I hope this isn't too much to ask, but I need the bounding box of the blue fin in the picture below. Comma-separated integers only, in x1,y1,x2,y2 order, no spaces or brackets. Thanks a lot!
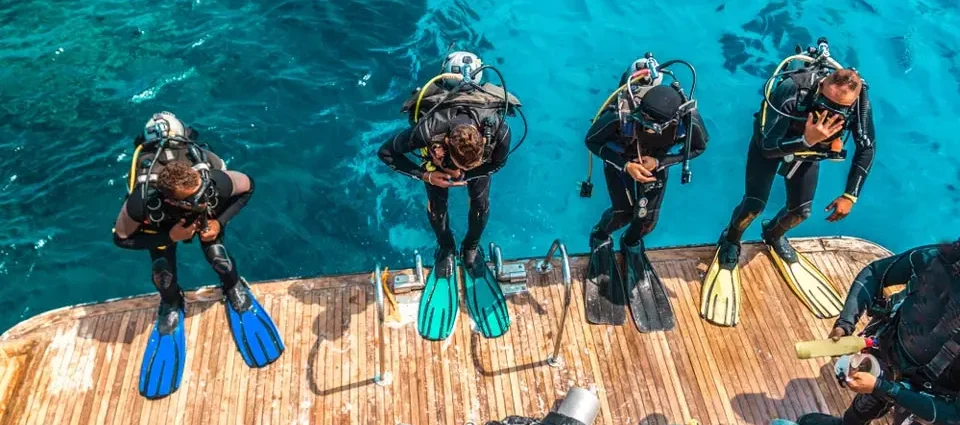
224,282,285,368
462,249,510,338
417,253,459,341
138,304,186,399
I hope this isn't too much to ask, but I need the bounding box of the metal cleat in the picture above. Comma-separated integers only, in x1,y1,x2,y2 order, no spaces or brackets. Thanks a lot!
391,251,426,293
488,242,528,296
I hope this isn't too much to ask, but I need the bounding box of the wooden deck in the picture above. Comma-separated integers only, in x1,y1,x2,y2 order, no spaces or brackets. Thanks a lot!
0,237,894,425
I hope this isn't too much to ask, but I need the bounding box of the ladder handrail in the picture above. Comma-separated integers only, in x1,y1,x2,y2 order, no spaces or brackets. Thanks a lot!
372,264,389,385
536,239,573,367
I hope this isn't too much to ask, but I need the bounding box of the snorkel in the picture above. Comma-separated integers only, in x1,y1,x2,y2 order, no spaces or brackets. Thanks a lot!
581,53,698,197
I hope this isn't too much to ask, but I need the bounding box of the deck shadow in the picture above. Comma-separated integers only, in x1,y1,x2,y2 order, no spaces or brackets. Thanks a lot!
637,412,671,425
731,378,835,425
506,287,549,315
287,279,367,344
77,296,220,344
469,331,550,377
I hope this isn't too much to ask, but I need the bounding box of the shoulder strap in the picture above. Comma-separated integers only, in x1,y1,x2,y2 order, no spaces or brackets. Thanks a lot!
918,327,960,385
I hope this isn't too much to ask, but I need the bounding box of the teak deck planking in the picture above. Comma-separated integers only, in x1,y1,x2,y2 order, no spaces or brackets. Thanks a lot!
0,237,895,425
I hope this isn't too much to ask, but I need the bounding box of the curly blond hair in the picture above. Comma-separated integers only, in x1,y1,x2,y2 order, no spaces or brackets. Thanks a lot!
157,162,200,197
446,124,484,169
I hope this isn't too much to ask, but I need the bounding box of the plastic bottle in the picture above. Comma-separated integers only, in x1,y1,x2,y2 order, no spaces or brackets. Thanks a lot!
795,336,877,359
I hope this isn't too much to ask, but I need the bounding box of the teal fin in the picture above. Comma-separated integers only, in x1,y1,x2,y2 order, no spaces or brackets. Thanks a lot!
417,250,459,341
621,238,674,332
224,280,285,368
138,301,186,399
461,248,510,338
585,234,627,325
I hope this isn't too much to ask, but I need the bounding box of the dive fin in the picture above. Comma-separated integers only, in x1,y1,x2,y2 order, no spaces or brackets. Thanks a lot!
138,301,186,399
622,238,674,332
585,234,627,325
765,236,843,319
417,250,459,341
699,234,742,327
461,248,510,338
224,280,285,368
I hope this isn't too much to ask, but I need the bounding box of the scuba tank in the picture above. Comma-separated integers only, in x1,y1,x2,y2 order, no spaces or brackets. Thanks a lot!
761,37,867,164
399,46,529,172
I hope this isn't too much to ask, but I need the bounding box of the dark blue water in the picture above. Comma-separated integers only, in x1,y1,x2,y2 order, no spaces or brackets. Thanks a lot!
2,0,959,333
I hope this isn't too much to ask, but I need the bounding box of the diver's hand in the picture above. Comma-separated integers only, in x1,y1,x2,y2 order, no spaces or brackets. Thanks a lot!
829,326,849,341
804,111,845,147
625,162,656,183
443,168,463,181
168,219,199,242
846,372,878,394
199,219,221,242
825,196,854,222
423,171,466,188
639,156,659,173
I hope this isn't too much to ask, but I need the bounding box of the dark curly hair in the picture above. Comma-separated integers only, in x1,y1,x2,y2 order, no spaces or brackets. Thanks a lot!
156,162,200,198
447,124,484,170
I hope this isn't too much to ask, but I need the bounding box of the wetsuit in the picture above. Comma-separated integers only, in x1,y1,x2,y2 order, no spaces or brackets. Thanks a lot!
584,109,708,245
113,168,255,305
820,243,960,425
723,75,876,243
378,110,511,253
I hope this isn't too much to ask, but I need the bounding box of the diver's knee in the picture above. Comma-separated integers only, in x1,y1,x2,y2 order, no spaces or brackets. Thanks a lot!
203,244,235,275
600,208,631,230
470,198,490,216
639,219,657,237
741,197,767,216
151,258,175,289
793,205,813,221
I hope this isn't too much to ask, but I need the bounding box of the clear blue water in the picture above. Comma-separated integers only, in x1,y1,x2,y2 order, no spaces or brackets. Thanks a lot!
1,0,959,333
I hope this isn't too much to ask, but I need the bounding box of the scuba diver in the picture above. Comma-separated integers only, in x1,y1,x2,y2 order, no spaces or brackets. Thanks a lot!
795,238,960,425
582,53,707,332
378,50,526,341
700,38,876,327
112,112,284,399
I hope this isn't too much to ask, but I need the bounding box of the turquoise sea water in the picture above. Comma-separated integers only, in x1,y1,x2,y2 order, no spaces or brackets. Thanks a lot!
1,0,959,333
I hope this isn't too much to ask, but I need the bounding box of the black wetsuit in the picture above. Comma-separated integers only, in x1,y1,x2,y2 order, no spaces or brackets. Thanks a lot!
114,169,255,305
584,109,708,245
378,110,510,253
825,244,960,425
723,76,875,243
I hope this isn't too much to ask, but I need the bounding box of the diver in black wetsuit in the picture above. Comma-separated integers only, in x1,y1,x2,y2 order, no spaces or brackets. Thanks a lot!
582,55,706,331
697,41,878,327
715,65,875,258
797,238,960,425
114,113,283,399
724,66,874,242
113,112,255,312
377,51,516,269
585,62,708,252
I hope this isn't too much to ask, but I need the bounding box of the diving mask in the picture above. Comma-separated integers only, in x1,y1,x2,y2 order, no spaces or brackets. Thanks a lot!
811,86,856,119
630,111,678,135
